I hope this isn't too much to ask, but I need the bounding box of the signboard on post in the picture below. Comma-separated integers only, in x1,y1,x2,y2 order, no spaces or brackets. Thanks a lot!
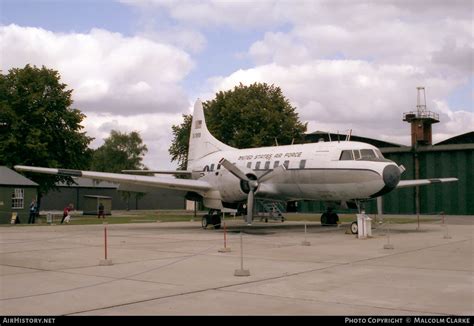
10,212,18,224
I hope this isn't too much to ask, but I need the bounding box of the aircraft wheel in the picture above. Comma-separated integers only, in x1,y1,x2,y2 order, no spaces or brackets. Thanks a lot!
202,215,209,229
351,221,358,234
321,214,328,226
212,215,221,229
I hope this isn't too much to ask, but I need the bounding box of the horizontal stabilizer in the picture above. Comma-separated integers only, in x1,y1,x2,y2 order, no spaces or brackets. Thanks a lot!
397,178,458,188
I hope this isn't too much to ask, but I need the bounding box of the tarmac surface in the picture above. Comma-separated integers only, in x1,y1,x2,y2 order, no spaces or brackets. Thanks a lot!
0,215,472,316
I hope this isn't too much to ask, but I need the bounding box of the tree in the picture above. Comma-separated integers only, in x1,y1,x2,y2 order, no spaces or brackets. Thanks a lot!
90,130,148,210
90,130,148,172
169,114,192,171
0,65,93,200
169,83,307,170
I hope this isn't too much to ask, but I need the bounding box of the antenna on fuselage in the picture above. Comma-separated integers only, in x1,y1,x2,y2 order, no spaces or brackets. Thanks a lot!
345,129,352,141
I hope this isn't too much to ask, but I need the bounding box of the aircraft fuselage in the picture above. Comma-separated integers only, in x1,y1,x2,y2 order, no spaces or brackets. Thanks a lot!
190,140,400,209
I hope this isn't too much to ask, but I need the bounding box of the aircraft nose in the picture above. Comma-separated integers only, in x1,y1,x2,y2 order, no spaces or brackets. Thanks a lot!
370,164,401,198
383,164,401,189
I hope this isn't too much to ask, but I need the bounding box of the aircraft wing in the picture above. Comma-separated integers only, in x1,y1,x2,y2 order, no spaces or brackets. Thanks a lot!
14,165,211,193
397,178,458,188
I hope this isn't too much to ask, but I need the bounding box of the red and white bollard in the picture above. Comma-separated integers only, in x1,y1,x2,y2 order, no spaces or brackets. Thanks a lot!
100,222,113,266
219,218,231,253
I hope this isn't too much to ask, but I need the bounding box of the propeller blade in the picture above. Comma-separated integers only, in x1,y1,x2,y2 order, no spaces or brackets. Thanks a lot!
246,189,254,225
398,164,406,174
259,165,286,183
219,158,250,181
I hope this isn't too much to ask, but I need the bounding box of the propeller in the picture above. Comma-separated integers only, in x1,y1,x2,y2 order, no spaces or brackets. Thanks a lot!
219,158,285,225
398,164,406,174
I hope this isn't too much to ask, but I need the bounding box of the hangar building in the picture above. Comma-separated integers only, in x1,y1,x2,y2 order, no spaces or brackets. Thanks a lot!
0,166,38,224
40,178,186,212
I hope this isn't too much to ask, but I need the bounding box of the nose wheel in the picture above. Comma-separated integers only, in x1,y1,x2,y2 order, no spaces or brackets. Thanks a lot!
350,221,358,234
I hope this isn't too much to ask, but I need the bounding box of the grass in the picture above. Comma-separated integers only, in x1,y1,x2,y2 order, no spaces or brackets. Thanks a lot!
3,211,440,226
39,213,193,225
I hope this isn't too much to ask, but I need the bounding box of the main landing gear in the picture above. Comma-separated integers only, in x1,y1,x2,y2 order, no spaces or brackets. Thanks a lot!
320,207,339,226
320,206,358,234
201,209,221,229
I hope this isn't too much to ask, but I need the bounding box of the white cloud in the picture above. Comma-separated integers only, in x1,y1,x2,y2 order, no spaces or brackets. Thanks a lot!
189,0,473,144
82,111,187,169
0,24,196,169
0,24,194,115
2,1,472,169
137,26,207,54
209,60,472,145
121,0,290,29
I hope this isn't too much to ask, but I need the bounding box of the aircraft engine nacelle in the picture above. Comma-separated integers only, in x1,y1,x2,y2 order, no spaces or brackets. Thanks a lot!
216,167,257,203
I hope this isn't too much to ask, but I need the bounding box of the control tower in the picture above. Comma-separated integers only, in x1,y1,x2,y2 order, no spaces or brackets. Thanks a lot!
403,87,439,147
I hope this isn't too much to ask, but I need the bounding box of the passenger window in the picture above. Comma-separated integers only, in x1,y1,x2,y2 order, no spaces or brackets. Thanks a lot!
360,149,376,159
353,150,361,160
255,162,261,170
283,160,290,169
247,162,252,169
340,150,353,160
299,160,306,169
264,161,270,170
210,164,215,171
217,164,221,170
273,161,280,168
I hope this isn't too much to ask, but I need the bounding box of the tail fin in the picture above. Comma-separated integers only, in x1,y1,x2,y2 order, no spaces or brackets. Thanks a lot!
187,99,234,169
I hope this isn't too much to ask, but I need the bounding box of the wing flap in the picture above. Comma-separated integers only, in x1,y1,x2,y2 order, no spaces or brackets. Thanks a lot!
121,170,192,176
397,178,458,188
14,165,211,192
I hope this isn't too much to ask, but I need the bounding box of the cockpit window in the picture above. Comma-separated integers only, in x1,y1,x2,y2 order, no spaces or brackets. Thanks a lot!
360,149,376,160
340,150,354,160
374,149,384,159
353,150,361,160
340,149,384,161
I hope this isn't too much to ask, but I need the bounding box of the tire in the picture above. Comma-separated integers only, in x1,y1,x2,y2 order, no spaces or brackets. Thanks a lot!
202,215,209,229
321,214,328,226
212,215,221,229
351,221,358,234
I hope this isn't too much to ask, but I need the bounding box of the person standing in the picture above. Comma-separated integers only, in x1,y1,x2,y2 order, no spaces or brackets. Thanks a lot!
98,202,105,219
61,203,73,224
28,199,37,224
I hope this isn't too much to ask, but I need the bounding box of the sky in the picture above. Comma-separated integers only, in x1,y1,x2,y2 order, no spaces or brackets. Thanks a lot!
1,0,473,170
